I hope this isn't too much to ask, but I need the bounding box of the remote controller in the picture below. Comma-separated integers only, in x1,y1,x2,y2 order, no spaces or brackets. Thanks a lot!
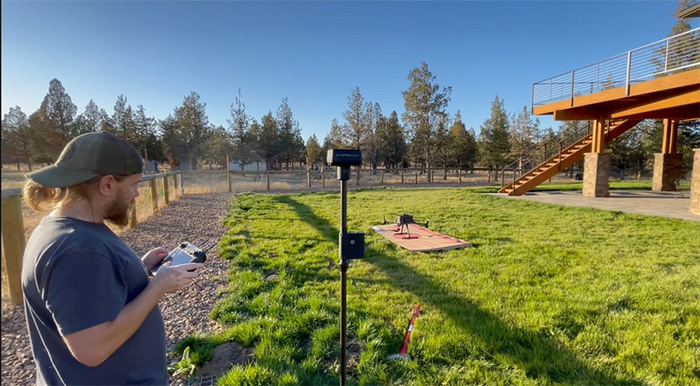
150,241,212,275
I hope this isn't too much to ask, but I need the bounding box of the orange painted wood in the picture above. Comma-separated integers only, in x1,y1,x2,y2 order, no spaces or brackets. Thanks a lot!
662,119,679,154
499,119,641,195
535,69,700,118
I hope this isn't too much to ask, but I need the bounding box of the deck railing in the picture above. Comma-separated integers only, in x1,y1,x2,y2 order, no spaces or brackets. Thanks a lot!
532,27,700,107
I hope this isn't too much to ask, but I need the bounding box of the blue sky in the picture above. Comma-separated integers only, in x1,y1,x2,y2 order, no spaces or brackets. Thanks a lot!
2,1,697,142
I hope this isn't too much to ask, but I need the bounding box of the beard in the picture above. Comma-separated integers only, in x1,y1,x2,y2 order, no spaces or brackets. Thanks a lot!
104,192,134,228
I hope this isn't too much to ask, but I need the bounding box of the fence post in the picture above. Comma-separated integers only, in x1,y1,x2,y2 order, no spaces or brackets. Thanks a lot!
227,156,231,193
321,168,325,188
149,179,158,213
307,169,311,189
1,194,26,306
266,172,270,191
459,169,462,183
401,169,405,184
415,172,418,184
171,173,177,199
129,205,137,229
381,170,384,184
356,167,360,186
163,175,169,205
179,172,184,196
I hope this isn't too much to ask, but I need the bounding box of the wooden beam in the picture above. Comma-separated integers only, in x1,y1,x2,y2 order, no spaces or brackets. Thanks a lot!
534,68,700,116
553,107,599,121
609,88,700,119
662,119,679,154
676,2,700,18
611,105,700,120
591,117,606,153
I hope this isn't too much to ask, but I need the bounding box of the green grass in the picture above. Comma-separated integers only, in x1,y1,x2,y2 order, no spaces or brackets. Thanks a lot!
180,188,700,386
472,180,691,194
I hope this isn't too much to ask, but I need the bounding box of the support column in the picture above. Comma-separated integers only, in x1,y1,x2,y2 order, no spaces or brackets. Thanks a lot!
583,152,611,197
591,117,607,153
690,149,700,216
661,119,678,154
652,153,683,191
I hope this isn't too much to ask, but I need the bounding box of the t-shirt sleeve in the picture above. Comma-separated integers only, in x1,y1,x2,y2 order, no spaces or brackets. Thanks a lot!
42,251,127,336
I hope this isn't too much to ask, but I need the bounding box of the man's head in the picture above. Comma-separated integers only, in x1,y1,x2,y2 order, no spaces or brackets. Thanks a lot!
23,132,144,224
26,132,143,188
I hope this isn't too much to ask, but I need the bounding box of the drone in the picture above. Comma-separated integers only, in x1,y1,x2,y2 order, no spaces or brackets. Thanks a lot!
382,214,429,239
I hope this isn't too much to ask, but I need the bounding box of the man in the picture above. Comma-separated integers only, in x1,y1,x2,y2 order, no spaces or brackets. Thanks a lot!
21,132,202,385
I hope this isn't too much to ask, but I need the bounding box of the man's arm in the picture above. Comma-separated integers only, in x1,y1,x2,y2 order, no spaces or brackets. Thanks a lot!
63,262,202,367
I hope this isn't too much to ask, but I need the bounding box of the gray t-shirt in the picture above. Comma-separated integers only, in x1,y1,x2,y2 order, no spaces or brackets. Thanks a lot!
22,216,167,385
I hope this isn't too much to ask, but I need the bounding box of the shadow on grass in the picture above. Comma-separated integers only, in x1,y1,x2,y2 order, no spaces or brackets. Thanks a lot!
273,195,641,385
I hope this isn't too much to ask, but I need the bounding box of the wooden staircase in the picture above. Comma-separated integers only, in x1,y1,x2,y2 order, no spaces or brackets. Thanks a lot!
499,119,641,196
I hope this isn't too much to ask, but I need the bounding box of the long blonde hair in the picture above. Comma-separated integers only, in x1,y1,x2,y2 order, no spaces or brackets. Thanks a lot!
22,177,100,212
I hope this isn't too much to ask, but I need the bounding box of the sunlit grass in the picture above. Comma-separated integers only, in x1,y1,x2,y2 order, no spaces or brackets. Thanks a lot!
176,188,699,386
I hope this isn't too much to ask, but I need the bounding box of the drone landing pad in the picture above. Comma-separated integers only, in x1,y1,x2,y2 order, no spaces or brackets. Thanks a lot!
372,224,472,252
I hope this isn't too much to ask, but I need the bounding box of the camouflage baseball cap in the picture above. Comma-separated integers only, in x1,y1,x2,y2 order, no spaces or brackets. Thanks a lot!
26,132,143,188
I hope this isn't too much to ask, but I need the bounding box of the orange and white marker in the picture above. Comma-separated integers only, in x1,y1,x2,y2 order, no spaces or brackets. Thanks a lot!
387,304,421,360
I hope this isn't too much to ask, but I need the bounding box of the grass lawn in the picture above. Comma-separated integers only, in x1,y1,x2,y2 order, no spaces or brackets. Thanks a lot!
178,187,699,386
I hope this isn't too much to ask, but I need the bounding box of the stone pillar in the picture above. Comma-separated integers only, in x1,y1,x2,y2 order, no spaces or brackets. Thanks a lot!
583,153,611,197
690,149,700,215
652,153,683,191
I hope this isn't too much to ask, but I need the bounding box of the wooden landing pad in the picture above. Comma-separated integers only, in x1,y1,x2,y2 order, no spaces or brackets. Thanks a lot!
372,224,472,252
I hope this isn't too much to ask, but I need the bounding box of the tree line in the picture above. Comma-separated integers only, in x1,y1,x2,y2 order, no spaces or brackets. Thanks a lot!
2,71,698,176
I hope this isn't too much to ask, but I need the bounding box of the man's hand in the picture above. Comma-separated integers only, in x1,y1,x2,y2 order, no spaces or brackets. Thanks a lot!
149,262,204,295
142,247,169,270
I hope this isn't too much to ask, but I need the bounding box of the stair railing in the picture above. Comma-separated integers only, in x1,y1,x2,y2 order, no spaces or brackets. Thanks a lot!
500,122,593,188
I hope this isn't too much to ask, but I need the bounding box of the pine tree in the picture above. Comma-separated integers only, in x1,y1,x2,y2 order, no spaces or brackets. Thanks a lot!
276,98,303,169
74,100,108,135
2,106,32,170
342,87,371,149
509,106,541,160
229,89,253,169
448,110,477,170
376,111,407,169
305,135,322,168
29,79,78,162
161,92,212,169
401,62,451,171
478,95,511,173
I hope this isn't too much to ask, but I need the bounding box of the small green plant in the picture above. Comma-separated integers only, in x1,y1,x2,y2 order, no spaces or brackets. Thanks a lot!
168,346,196,378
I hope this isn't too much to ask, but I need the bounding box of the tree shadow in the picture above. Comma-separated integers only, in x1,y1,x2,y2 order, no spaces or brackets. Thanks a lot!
272,195,642,385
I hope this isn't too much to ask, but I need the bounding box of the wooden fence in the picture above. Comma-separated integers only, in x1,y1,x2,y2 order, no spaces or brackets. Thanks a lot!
1,171,183,306
182,167,508,193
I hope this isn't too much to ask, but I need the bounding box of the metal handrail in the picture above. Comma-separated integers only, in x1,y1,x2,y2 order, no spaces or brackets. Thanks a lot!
532,27,700,107
500,122,592,187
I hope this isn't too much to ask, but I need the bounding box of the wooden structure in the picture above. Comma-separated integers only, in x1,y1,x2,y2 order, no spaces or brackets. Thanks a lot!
500,28,700,198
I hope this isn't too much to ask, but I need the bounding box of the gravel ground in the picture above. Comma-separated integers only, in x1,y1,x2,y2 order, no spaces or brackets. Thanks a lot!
1,192,236,386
